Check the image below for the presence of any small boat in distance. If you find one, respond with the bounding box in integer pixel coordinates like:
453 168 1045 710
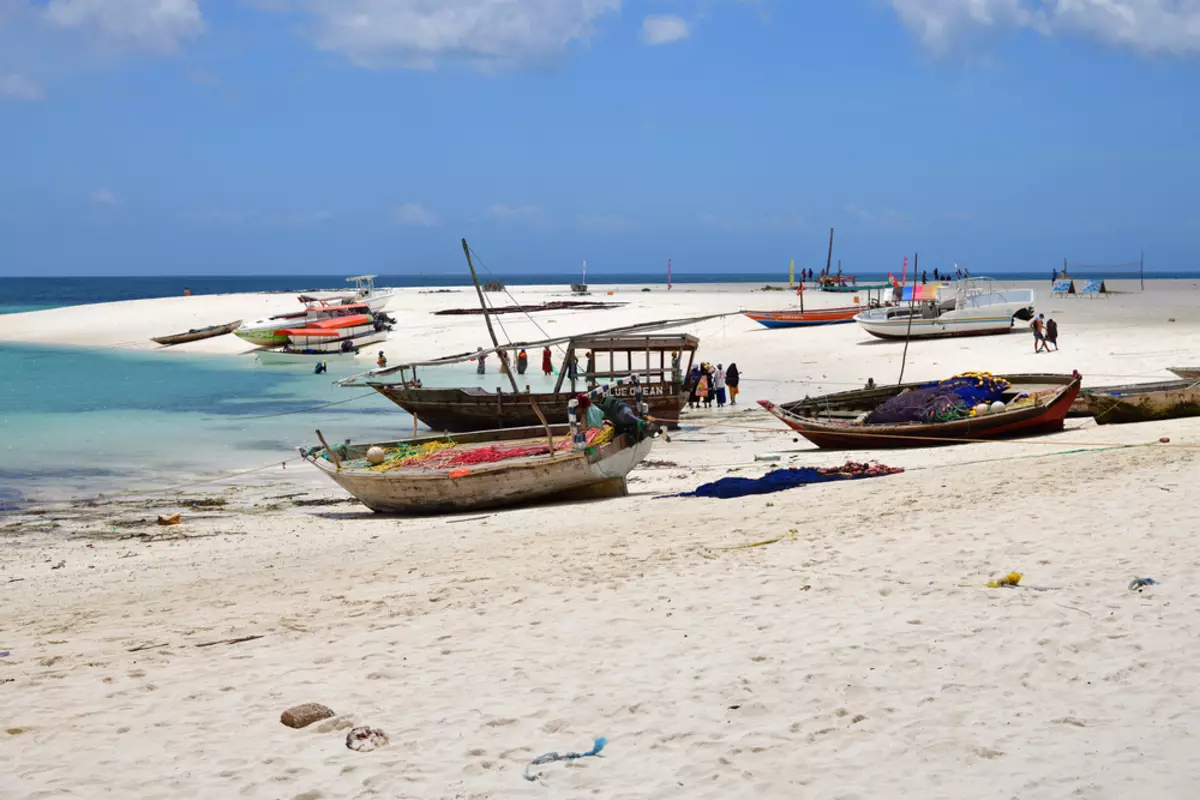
1083 378 1200 425
759 372 1081 449
151 320 242 346
855 278 1034 340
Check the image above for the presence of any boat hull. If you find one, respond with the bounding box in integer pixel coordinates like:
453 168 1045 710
857 315 1016 339
744 307 863 329
371 383 686 431
152 320 242 346
308 428 655 514
256 331 388 364
759 373 1081 449
1084 380 1200 425
1168 367 1200 380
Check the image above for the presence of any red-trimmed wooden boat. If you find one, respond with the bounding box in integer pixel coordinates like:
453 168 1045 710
758 372 1082 449
743 307 864 328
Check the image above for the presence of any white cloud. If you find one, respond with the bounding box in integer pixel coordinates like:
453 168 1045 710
890 0 1200 56
0 72 41 100
697 211 806 231
485 203 547 225
269 0 621 70
576 212 636 232
392 201 439 227
43 0 206 54
91 188 117 205
845 203 907 227
641 13 691 45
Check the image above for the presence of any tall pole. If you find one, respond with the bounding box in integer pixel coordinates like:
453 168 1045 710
825 227 835 275
1140 251 1144 291
462 238 520 395
667 258 672 290
898 252 918 385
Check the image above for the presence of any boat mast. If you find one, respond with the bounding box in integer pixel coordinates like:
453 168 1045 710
825 227 834 275
461 238 521 395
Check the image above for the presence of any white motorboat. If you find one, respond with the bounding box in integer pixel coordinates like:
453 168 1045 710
855 278 1034 340
298 275 393 313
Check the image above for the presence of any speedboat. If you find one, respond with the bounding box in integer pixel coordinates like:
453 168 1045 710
855 278 1034 340
255 310 393 365
236 301 381 348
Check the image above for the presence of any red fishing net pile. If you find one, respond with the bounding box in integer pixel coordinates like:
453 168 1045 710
402 427 613 470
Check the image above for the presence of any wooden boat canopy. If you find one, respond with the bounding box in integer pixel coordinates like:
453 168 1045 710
338 313 726 386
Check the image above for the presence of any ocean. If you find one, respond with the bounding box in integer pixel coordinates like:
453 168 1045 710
0 342 564 510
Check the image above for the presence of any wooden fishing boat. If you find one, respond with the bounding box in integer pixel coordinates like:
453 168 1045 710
759 372 1081 449
1168 367 1200 380
354 332 699 432
151 319 242 346
302 388 662 514
743 307 863 328
1083 379 1200 425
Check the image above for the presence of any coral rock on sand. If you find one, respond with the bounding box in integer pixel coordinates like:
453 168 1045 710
280 703 336 729
346 726 389 752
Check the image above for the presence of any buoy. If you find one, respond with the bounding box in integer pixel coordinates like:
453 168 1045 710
989 400 1005 413
974 403 989 416
366 446 386 464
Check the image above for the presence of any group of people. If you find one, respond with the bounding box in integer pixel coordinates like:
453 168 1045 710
474 346 558 377
1031 313 1059 353
687 362 740 409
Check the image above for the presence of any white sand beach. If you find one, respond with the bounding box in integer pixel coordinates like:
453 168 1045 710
3 279 1200 799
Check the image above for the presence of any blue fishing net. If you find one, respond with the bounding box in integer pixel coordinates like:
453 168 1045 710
867 373 1010 425
661 464 901 500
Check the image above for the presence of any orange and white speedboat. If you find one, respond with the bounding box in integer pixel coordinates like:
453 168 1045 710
255 308 393 365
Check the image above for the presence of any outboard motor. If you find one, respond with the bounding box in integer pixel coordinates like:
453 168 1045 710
597 396 655 442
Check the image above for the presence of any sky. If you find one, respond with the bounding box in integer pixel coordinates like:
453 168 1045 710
1 0 1198 277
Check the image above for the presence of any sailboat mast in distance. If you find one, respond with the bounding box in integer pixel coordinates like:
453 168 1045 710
789 259 795 286
668 258 672 290
582 260 587 285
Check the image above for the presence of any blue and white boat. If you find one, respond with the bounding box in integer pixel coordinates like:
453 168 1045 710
855 278 1034 340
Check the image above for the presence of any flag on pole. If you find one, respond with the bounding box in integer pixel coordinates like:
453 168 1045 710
795 280 804 296
900 257 908 286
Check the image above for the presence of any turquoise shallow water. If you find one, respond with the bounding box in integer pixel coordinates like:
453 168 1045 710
0 343 564 509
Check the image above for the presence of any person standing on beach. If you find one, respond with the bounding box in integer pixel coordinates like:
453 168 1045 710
696 369 710 408
475 347 487 374
1045 318 1059 351
687 365 701 408
671 350 682 385
1030 315 1046 353
726 363 740 405
541 347 553 375
184 287 191 296
517 349 528 375
714 363 727 408
921 270 927 285
376 351 387 368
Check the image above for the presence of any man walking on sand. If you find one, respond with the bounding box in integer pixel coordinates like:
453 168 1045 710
1031 314 1046 353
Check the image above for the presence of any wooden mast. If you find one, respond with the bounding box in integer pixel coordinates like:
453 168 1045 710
462 238 521 395
825 227 835 275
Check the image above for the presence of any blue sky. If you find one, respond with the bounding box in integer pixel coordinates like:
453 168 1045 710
1 0 1198 276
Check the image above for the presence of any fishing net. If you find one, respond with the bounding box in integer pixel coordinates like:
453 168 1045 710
662 461 904 500
866 372 1010 425
366 425 617 472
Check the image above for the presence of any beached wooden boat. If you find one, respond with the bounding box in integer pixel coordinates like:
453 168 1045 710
1168 367 1200 380
302 422 659 514
759 372 1081 449
356 332 699 432
151 319 242 346
1083 379 1200 425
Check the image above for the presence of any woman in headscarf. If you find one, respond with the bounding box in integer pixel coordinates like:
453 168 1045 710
726 363 740 405
696 368 710 408
687 364 701 408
